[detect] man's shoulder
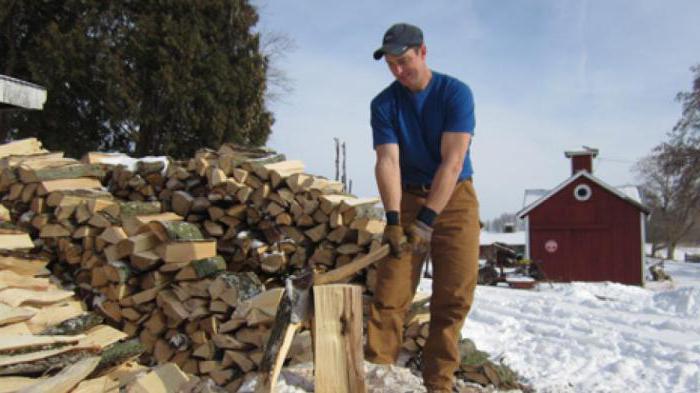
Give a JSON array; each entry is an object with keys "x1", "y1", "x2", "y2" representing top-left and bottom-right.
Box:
[
  {"x1": 371, "y1": 81, "x2": 401, "y2": 108},
  {"x1": 433, "y1": 71, "x2": 471, "y2": 95}
]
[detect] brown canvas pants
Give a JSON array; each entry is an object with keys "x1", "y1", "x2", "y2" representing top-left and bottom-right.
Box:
[{"x1": 366, "y1": 179, "x2": 480, "y2": 390}]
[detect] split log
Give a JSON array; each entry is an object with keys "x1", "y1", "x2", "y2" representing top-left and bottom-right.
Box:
[
  {"x1": 18, "y1": 164, "x2": 105, "y2": 183},
  {"x1": 18, "y1": 356, "x2": 100, "y2": 393},
  {"x1": 313, "y1": 284, "x2": 365, "y2": 393},
  {"x1": 37, "y1": 178, "x2": 103, "y2": 196},
  {"x1": 39, "y1": 313, "x2": 104, "y2": 336},
  {"x1": 0, "y1": 138, "x2": 46, "y2": 159}
]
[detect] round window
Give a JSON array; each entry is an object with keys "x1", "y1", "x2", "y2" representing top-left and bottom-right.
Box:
[{"x1": 574, "y1": 184, "x2": 592, "y2": 201}]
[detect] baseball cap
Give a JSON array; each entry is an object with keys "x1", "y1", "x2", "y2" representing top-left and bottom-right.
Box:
[{"x1": 373, "y1": 23, "x2": 424, "y2": 60}]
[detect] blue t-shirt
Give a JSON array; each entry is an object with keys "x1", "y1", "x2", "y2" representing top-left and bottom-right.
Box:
[{"x1": 371, "y1": 71, "x2": 475, "y2": 186}]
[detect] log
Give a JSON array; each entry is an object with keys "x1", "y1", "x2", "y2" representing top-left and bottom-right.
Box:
[
  {"x1": 93, "y1": 339, "x2": 146, "y2": 375},
  {"x1": 39, "y1": 313, "x2": 104, "y2": 336},
  {"x1": 26, "y1": 301, "x2": 85, "y2": 334},
  {"x1": 127, "y1": 363, "x2": 190, "y2": 393},
  {"x1": 45, "y1": 189, "x2": 113, "y2": 208},
  {"x1": 70, "y1": 376, "x2": 119, "y2": 393},
  {"x1": 156, "y1": 240, "x2": 216, "y2": 263},
  {"x1": 0, "y1": 346, "x2": 98, "y2": 373},
  {"x1": 0, "y1": 138, "x2": 46, "y2": 159},
  {"x1": 0, "y1": 304, "x2": 36, "y2": 326},
  {"x1": 37, "y1": 178, "x2": 103, "y2": 195},
  {"x1": 191, "y1": 256, "x2": 226, "y2": 278},
  {"x1": 0, "y1": 334, "x2": 84, "y2": 353},
  {"x1": 0, "y1": 287, "x2": 74, "y2": 307},
  {"x1": 118, "y1": 201, "x2": 161, "y2": 218},
  {"x1": 304, "y1": 223, "x2": 328, "y2": 243},
  {"x1": 0, "y1": 151, "x2": 64, "y2": 170},
  {"x1": 116, "y1": 232, "x2": 159, "y2": 255},
  {"x1": 255, "y1": 286, "x2": 304, "y2": 393},
  {"x1": 98, "y1": 226, "x2": 128, "y2": 244},
  {"x1": 18, "y1": 356, "x2": 100, "y2": 393},
  {"x1": 171, "y1": 191, "x2": 193, "y2": 217},
  {"x1": 313, "y1": 284, "x2": 365, "y2": 393},
  {"x1": 121, "y1": 212, "x2": 183, "y2": 236},
  {"x1": 149, "y1": 220, "x2": 204, "y2": 241},
  {"x1": 0, "y1": 376, "x2": 38, "y2": 392},
  {"x1": 18, "y1": 164, "x2": 105, "y2": 183},
  {"x1": 130, "y1": 250, "x2": 161, "y2": 271},
  {"x1": 0, "y1": 233, "x2": 34, "y2": 250},
  {"x1": 313, "y1": 244, "x2": 390, "y2": 286},
  {"x1": 0, "y1": 270, "x2": 49, "y2": 291}
]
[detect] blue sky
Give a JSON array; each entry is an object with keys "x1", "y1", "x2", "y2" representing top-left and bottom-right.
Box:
[{"x1": 252, "y1": 0, "x2": 700, "y2": 220}]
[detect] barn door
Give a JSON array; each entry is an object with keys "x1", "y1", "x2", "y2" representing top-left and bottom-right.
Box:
[
  {"x1": 531, "y1": 230, "x2": 571, "y2": 281},
  {"x1": 570, "y1": 228, "x2": 610, "y2": 282}
]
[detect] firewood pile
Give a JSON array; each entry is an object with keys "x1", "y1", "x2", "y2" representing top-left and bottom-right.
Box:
[
  {"x1": 0, "y1": 243, "x2": 196, "y2": 392},
  {"x1": 0, "y1": 138, "x2": 387, "y2": 391}
]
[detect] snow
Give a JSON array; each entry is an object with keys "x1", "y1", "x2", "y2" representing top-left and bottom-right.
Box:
[
  {"x1": 522, "y1": 189, "x2": 548, "y2": 208},
  {"x1": 94, "y1": 152, "x2": 169, "y2": 173},
  {"x1": 647, "y1": 244, "x2": 700, "y2": 262},
  {"x1": 438, "y1": 258, "x2": 700, "y2": 393},
  {"x1": 480, "y1": 231, "x2": 526, "y2": 246},
  {"x1": 615, "y1": 184, "x2": 642, "y2": 204}
]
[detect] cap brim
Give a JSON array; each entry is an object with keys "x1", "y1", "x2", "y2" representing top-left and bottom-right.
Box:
[{"x1": 373, "y1": 44, "x2": 409, "y2": 60}]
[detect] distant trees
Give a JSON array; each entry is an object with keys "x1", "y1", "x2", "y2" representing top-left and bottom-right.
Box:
[
  {"x1": 484, "y1": 212, "x2": 525, "y2": 232},
  {"x1": 636, "y1": 64, "x2": 700, "y2": 258},
  {"x1": 0, "y1": 0, "x2": 273, "y2": 158}
]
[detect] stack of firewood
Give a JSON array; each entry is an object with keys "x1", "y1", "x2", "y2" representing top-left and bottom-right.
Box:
[
  {"x1": 0, "y1": 137, "x2": 387, "y2": 390},
  {"x1": 401, "y1": 293, "x2": 431, "y2": 355},
  {"x1": 0, "y1": 245, "x2": 155, "y2": 392}
]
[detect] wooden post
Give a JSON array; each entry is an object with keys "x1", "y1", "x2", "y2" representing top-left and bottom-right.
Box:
[{"x1": 313, "y1": 284, "x2": 365, "y2": 393}]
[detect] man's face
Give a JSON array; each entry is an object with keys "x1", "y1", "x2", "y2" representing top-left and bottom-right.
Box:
[{"x1": 385, "y1": 45, "x2": 427, "y2": 91}]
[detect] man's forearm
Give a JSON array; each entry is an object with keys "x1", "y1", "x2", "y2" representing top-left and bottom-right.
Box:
[
  {"x1": 424, "y1": 160, "x2": 462, "y2": 214},
  {"x1": 375, "y1": 159, "x2": 402, "y2": 213}
]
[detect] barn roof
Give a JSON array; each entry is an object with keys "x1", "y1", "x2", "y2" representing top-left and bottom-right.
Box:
[{"x1": 517, "y1": 171, "x2": 650, "y2": 218}]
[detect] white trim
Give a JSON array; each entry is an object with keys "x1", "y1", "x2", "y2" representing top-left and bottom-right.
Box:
[
  {"x1": 524, "y1": 216, "x2": 530, "y2": 260},
  {"x1": 640, "y1": 212, "x2": 646, "y2": 286},
  {"x1": 564, "y1": 150, "x2": 598, "y2": 158},
  {"x1": 573, "y1": 183, "x2": 592, "y2": 201},
  {"x1": 517, "y1": 171, "x2": 649, "y2": 218},
  {"x1": 0, "y1": 75, "x2": 47, "y2": 110}
]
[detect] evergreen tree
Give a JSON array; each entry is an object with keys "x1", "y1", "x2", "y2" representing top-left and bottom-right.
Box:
[{"x1": 0, "y1": 0, "x2": 273, "y2": 158}]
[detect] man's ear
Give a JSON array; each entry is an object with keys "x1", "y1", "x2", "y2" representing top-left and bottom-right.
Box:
[{"x1": 419, "y1": 44, "x2": 427, "y2": 60}]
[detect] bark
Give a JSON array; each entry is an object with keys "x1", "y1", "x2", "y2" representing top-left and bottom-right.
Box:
[
  {"x1": 192, "y1": 256, "x2": 226, "y2": 278},
  {"x1": 39, "y1": 313, "x2": 104, "y2": 336},
  {"x1": 92, "y1": 339, "x2": 145, "y2": 376}
]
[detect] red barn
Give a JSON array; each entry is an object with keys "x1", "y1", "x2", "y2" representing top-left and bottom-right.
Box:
[{"x1": 517, "y1": 148, "x2": 649, "y2": 285}]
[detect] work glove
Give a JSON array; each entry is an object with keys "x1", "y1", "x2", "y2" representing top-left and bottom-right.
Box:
[
  {"x1": 382, "y1": 224, "x2": 407, "y2": 258},
  {"x1": 405, "y1": 220, "x2": 433, "y2": 255}
]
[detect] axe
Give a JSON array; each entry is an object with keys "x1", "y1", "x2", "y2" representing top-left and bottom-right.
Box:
[{"x1": 255, "y1": 244, "x2": 391, "y2": 393}]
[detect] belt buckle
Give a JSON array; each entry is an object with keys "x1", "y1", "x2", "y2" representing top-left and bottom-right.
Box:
[{"x1": 420, "y1": 184, "x2": 430, "y2": 193}]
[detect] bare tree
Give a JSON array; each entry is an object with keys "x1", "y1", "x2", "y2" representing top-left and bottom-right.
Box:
[
  {"x1": 259, "y1": 29, "x2": 295, "y2": 103},
  {"x1": 635, "y1": 153, "x2": 700, "y2": 259}
]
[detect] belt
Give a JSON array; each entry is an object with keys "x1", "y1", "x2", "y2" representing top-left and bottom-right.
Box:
[{"x1": 403, "y1": 177, "x2": 471, "y2": 193}]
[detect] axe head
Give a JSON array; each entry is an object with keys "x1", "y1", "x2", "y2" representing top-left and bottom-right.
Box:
[{"x1": 285, "y1": 269, "x2": 314, "y2": 324}]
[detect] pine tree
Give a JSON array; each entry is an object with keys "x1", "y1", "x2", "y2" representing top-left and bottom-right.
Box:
[{"x1": 0, "y1": 0, "x2": 273, "y2": 158}]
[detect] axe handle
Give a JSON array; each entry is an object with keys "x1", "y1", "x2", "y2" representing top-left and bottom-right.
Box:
[
  {"x1": 255, "y1": 322, "x2": 302, "y2": 393},
  {"x1": 313, "y1": 244, "x2": 391, "y2": 286}
]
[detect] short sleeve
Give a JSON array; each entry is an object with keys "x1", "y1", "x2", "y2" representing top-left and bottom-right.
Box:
[
  {"x1": 371, "y1": 97, "x2": 398, "y2": 148},
  {"x1": 444, "y1": 82, "x2": 475, "y2": 134}
]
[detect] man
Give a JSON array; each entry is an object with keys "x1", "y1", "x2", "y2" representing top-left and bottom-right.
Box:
[{"x1": 366, "y1": 23, "x2": 481, "y2": 392}]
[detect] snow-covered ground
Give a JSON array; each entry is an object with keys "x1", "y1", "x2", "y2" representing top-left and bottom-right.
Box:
[
  {"x1": 435, "y1": 256, "x2": 700, "y2": 393},
  {"x1": 646, "y1": 244, "x2": 700, "y2": 262}
]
